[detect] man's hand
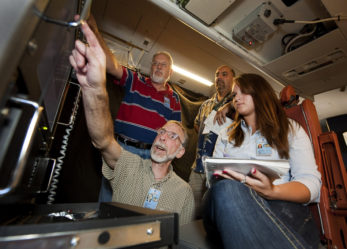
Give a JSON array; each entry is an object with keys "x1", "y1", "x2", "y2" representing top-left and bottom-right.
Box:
[
  {"x1": 69, "y1": 21, "x2": 122, "y2": 167},
  {"x1": 73, "y1": 14, "x2": 123, "y2": 79},
  {"x1": 69, "y1": 21, "x2": 106, "y2": 91},
  {"x1": 86, "y1": 14, "x2": 99, "y2": 34},
  {"x1": 213, "y1": 102, "x2": 231, "y2": 125}
]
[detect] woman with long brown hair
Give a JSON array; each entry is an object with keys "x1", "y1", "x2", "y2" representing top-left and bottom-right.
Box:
[{"x1": 203, "y1": 74, "x2": 321, "y2": 249}]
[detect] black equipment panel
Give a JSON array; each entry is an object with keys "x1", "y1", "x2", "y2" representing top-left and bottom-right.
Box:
[{"x1": 0, "y1": 202, "x2": 178, "y2": 248}]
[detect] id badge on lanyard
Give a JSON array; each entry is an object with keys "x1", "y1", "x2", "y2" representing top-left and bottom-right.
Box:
[
  {"x1": 164, "y1": 96, "x2": 170, "y2": 108},
  {"x1": 143, "y1": 187, "x2": 161, "y2": 209},
  {"x1": 256, "y1": 136, "x2": 272, "y2": 156}
]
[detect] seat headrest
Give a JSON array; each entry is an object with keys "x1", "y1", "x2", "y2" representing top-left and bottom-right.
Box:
[{"x1": 280, "y1": 85, "x2": 299, "y2": 108}]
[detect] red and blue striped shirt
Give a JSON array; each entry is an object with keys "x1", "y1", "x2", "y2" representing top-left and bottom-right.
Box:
[{"x1": 113, "y1": 67, "x2": 181, "y2": 144}]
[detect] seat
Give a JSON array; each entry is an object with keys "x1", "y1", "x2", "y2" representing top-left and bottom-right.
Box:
[
  {"x1": 280, "y1": 85, "x2": 347, "y2": 249},
  {"x1": 279, "y1": 85, "x2": 299, "y2": 109}
]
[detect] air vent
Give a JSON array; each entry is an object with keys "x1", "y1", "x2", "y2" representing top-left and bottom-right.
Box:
[{"x1": 283, "y1": 49, "x2": 346, "y2": 79}]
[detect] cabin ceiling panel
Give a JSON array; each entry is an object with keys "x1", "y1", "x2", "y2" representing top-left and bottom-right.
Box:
[
  {"x1": 264, "y1": 29, "x2": 347, "y2": 96},
  {"x1": 321, "y1": 0, "x2": 347, "y2": 39},
  {"x1": 212, "y1": 0, "x2": 331, "y2": 63},
  {"x1": 91, "y1": 0, "x2": 347, "y2": 118},
  {"x1": 92, "y1": 0, "x2": 286, "y2": 97},
  {"x1": 148, "y1": 0, "x2": 347, "y2": 98},
  {"x1": 97, "y1": 0, "x2": 171, "y2": 51}
]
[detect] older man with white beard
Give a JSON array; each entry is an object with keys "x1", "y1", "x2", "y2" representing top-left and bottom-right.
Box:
[
  {"x1": 101, "y1": 120, "x2": 195, "y2": 225},
  {"x1": 85, "y1": 16, "x2": 182, "y2": 202},
  {"x1": 69, "y1": 22, "x2": 194, "y2": 225}
]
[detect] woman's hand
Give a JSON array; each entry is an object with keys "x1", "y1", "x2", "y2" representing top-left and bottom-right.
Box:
[
  {"x1": 214, "y1": 168, "x2": 311, "y2": 203},
  {"x1": 214, "y1": 168, "x2": 277, "y2": 199}
]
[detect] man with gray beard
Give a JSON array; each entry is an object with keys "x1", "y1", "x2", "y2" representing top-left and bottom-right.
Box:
[
  {"x1": 100, "y1": 119, "x2": 195, "y2": 225},
  {"x1": 86, "y1": 16, "x2": 182, "y2": 202},
  {"x1": 69, "y1": 22, "x2": 194, "y2": 225}
]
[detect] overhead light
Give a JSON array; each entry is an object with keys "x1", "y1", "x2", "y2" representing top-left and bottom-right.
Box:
[{"x1": 172, "y1": 65, "x2": 213, "y2": 87}]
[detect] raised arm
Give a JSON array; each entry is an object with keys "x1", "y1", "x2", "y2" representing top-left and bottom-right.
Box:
[
  {"x1": 69, "y1": 21, "x2": 121, "y2": 168},
  {"x1": 86, "y1": 15, "x2": 123, "y2": 79}
]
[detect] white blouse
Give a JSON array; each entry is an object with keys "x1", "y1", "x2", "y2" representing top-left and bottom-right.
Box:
[{"x1": 213, "y1": 119, "x2": 321, "y2": 203}]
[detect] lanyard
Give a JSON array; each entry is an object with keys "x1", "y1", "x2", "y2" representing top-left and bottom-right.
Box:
[{"x1": 212, "y1": 92, "x2": 234, "y2": 111}]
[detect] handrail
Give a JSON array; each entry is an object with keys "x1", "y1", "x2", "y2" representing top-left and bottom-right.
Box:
[{"x1": 0, "y1": 97, "x2": 43, "y2": 196}]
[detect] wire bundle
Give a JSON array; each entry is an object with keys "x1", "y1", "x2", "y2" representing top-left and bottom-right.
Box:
[{"x1": 276, "y1": 15, "x2": 347, "y2": 54}]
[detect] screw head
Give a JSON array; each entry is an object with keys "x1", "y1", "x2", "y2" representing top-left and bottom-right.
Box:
[
  {"x1": 146, "y1": 228, "x2": 154, "y2": 235},
  {"x1": 70, "y1": 236, "x2": 80, "y2": 247}
]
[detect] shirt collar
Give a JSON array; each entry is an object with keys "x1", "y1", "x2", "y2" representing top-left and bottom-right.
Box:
[
  {"x1": 146, "y1": 78, "x2": 173, "y2": 95},
  {"x1": 211, "y1": 93, "x2": 219, "y2": 103},
  {"x1": 148, "y1": 163, "x2": 173, "y2": 183},
  {"x1": 240, "y1": 119, "x2": 261, "y2": 136},
  {"x1": 212, "y1": 92, "x2": 232, "y2": 104}
]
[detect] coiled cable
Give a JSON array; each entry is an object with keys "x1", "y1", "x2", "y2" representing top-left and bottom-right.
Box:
[{"x1": 47, "y1": 84, "x2": 81, "y2": 205}]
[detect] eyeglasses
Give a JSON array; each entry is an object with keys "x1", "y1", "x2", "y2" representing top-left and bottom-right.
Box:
[
  {"x1": 157, "y1": 128, "x2": 182, "y2": 144},
  {"x1": 152, "y1": 62, "x2": 169, "y2": 68}
]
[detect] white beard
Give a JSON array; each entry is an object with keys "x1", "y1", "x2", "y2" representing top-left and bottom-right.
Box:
[
  {"x1": 151, "y1": 71, "x2": 169, "y2": 84},
  {"x1": 150, "y1": 142, "x2": 180, "y2": 163}
]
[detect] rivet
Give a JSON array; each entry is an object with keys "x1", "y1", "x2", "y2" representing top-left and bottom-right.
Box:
[
  {"x1": 147, "y1": 228, "x2": 153, "y2": 235},
  {"x1": 70, "y1": 236, "x2": 80, "y2": 247},
  {"x1": 27, "y1": 39, "x2": 38, "y2": 55}
]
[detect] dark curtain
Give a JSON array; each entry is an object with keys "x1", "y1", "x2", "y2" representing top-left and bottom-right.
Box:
[{"x1": 170, "y1": 83, "x2": 207, "y2": 181}]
